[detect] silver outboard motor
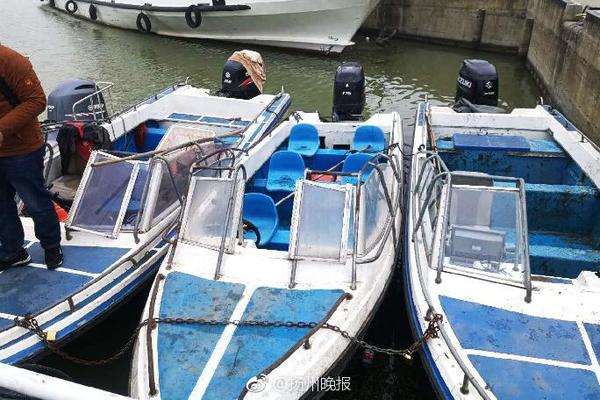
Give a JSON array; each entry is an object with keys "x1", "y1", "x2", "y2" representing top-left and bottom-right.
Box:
[{"x1": 46, "y1": 79, "x2": 108, "y2": 123}]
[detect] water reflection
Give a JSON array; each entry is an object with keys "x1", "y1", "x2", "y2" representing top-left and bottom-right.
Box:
[{"x1": 2, "y1": 1, "x2": 539, "y2": 125}]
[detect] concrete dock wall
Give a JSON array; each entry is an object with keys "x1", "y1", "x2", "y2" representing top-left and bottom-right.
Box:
[
  {"x1": 526, "y1": 1, "x2": 600, "y2": 143},
  {"x1": 365, "y1": 0, "x2": 600, "y2": 142},
  {"x1": 365, "y1": 0, "x2": 531, "y2": 53}
]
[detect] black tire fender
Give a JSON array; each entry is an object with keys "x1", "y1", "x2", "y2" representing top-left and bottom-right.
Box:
[
  {"x1": 65, "y1": 0, "x2": 78, "y2": 14},
  {"x1": 185, "y1": 5, "x2": 202, "y2": 29},
  {"x1": 136, "y1": 12, "x2": 152, "y2": 33},
  {"x1": 89, "y1": 4, "x2": 98, "y2": 20}
]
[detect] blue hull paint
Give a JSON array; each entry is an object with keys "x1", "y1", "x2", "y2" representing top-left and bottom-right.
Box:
[
  {"x1": 402, "y1": 164, "x2": 453, "y2": 399},
  {"x1": 3, "y1": 251, "x2": 165, "y2": 364}
]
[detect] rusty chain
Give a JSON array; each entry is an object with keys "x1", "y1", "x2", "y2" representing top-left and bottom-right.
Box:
[{"x1": 14, "y1": 313, "x2": 443, "y2": 367}]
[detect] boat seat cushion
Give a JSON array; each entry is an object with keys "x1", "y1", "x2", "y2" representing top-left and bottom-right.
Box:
[
  {"x1": 288, "y1": 123, "x2": 320, "y2": 157},
  {"x1": 243, "y1": 193, "x2": 279, "y2": 246},
  {"x1": 352, "y1": 126, "x2": 386, "y2": 153},
  {"x1": 266, "y1": 151, "x2": 305, "y2": 193},
  {"x1": 453, "y1": 134, "x2": 531, "y2": 152}
]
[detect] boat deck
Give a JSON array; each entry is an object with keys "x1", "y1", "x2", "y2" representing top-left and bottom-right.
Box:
[
  {"x1": 441, "y1": 296, "x2": 600, "y2": 399},
  {"x1": 157, "y1": 272, "x2": 344, "y2": 400},
  {"x1": 0, "y1": 242, "x2": 129, "y2": 332}
]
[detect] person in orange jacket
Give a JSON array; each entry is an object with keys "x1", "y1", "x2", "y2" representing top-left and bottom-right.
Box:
[{"x1": 0, "y1": 44, "x2": 63, "y2": 270}]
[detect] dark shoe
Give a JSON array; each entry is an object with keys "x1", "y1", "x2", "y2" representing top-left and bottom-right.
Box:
[
  {"x1": 45, "y1": 246, "x2": 64, "y2": 270},
  {"x1": 0, "y1": 249, "x2": 31, "y2": 270}
]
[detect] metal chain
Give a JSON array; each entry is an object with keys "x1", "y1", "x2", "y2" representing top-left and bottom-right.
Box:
[{"x1": 13, "y1": 313, "x2": 443, "y2": 366}]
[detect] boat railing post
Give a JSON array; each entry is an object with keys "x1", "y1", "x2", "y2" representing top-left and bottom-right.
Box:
[
  {"x1": 435, "y1": 173, "x2": 452, "y2": 284},
  {"x1": 460, "y1": 373, "x2": 470, "y2": 394},
  {"x1": 518, "y1": 178, "x2": 533, "y2": 303},
  {"x1": 214, "y1": 164, "x2": 246, "y2": 280}
]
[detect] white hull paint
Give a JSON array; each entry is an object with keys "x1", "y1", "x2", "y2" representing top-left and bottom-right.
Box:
[{"x1": 43, "y1": 0, "x2": 380, "y2": 53}]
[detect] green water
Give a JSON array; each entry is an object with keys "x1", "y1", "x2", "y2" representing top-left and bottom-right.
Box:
[{"x1": 0, "y1": 1, "x2": 541, "y2": 398}]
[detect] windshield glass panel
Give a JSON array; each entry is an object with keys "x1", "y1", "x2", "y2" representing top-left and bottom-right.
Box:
[
  {"x1": 180, "y1": 176, "x2": 244, "y2": 252},
  {"x1": 122, "y1": 162, "x2": 150, "y2": 230},
  {"x1": 69, "y1": 153, "x2": 137, "y2": 237},
  {"x1": 444, "y1": 186, "x2": 524, "y2": 281},
  {"x1": 290, "y1": 181, "x2": 351, "y2": 261}
]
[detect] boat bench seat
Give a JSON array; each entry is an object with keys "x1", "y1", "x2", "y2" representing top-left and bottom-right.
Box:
[
  {"x1": 437, "y1": 137, "x2": 587, "y2": 184},
  {"x1": 528, "y1": 232, "x2": 600, "y2": 279},
  {"x1": 438, "y1": 137, "x2": 564, "y2": 155},
  {"x1": 525, "y1": 183, "x2": 599, "y2": 234},
  {"x1": 453, "y1": 134, "x2": 531, "y2": 152}
]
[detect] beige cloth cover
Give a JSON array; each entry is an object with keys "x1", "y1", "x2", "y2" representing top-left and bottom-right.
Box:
[{"x1": 228, "y1": 50, "x2": 266, "y2": 93}]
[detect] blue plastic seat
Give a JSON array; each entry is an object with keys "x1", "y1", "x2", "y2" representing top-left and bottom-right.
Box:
[
  {"x1": 341, "y1": 153, "x2": 375, "y2": 185},
  {"x1": 266, "y1": 151, "x2": 306, "y2": 192},
  {"x1": 352, "y1": 126, "x2": 386, "y2": 153},
  {"x1": 243, "y1": 193, "x2": 279, "y2": 246},
  {"x1": 288, "y1": 124, "x2": 320, "y2": 157}
]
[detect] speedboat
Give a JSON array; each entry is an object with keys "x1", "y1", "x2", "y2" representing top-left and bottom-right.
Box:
[
  {"x1": 405, "y1": 99, "x2": 600, "y2": 398},
  {"x1": 130, "y1": 110, "x2": 403, "y2": 399},
  {"x1": 1, "y1": 73, "x2": 290, "y2": 364},
  {"x1": 130, "y1": 63, "x2": 402, "y2": 398},
  {"x1": 41, "y1": 0, "x2": 380, "y2": 54}
]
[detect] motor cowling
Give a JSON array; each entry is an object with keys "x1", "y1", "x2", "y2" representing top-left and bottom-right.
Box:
[
  {"x1": 332, "y1": 62, "x2": 365, "y2": 122},
  {"x1": 47, "y1": 79, "x2": 108, "y2": 123},
  {"x1": 455, "y1": 59, "x2": 499, "y2": 107},
  {"x1": 219, "y1": 60, "x2": 261, "y2": 100}
]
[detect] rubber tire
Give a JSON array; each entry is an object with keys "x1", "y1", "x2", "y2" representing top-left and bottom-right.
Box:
[
  {"x1": 136, "y1": 12, "x2": 152, "y2": 33},
  {"x1": 185, "y1": 5, "x2": 202, "y2": 29},
  {"x1": 65, "y1": 0, "x2": 78, "y2": 14},
  {"x1": 89, "y1": 4, "x2": 98, "y2": 20}
]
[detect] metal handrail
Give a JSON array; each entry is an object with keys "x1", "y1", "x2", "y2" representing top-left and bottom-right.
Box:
[
  {"x1": 214, "y1": 164, "x2": 247, "y2": 280},
  {"x1": 71, "y1": 81, "x2": 114, "y2": 122},
  {"x1": 410, "y1": 153, "x2": 493, "y2": 399},
  {"x1": 131, "y1": 141, "x2": 215, "y2": 243},
  {"x1": 518, "y1": 179, "x2": 533, "y2": 302},
  {"x1": 410, "y1": 152, "x2": 535, "y2": 397},
  {"x1": 350, "y1": 151, "x2": 403, "y2": 290}
]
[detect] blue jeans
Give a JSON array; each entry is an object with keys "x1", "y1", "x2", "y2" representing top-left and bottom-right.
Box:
[{"x1": 0, "y1": 146, "x2": 61, "y2": 254}]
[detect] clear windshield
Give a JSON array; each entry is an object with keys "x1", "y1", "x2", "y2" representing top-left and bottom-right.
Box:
[
  {"x1": 444, "y1": 185, "x2": 525, "y2": 281},
  {"x1": 69, "y1": 153, "x2": 138, "y2": 237},
  {"x1": 290, "y1": 181, "x2": 352, "y2": 262}
]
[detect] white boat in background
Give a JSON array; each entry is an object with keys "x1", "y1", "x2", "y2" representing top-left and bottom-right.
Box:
[{"x1": 41, "y1": 0, "x2": 380, "y2": 54}]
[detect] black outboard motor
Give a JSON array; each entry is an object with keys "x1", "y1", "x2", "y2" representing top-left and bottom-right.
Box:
[
  {"x1": 455, "y1": 59, "x2": 499, "y2": 107},
  {"x1": 219, "y1": 60, "x2": 261, "y2": 100},
  {"x1": 332, "y1": 62, "x2": 365, "y2": 122},
  {"x1": 47, "y1": 79, "x2": 107, "y2": 123}
]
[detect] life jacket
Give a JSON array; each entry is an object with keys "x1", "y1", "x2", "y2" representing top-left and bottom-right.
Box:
[{"x1": 56, "y1": 122, "x2": 112, "y2": 174}]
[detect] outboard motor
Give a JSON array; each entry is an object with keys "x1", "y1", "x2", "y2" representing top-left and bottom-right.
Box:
[
  {"x1": 332, "y1": 62, "x2": 365, "y2": 122},
  {"x1": 219, "y1": 60, "x2": 261, "y2": 100},
  {"x1": 47, "y1": 79, "x2": 107, "y2": 123},
  {"x1": 455, "y1": 59, "x2": 499, "y2": 107}
]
